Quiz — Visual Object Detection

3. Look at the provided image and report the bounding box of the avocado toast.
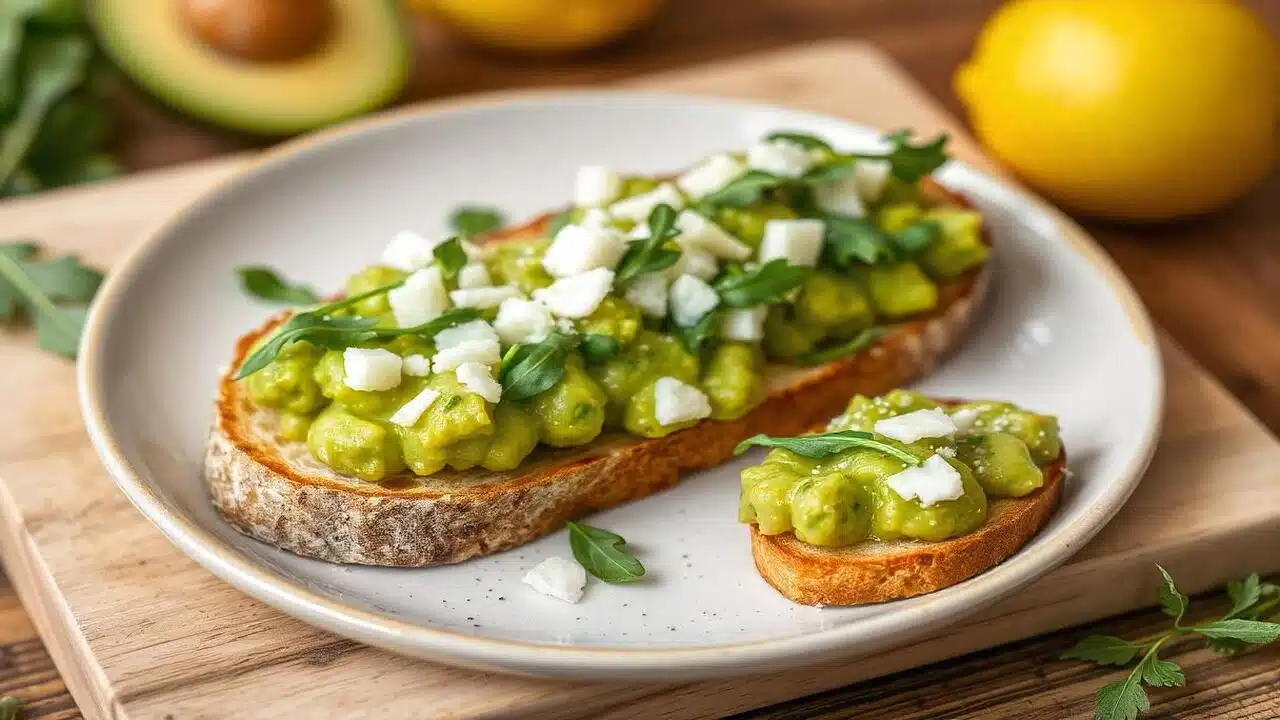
[205,131,993,566]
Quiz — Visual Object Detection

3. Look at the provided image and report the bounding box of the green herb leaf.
[699,169,788,208]
[672,309,718,355]
[795,327,884,367]
[0,33,91,189]
[614,203,681,286]
[498,331,576,401]
[1225,574,1262,619]
[860,130,950,183]
[566,520,645,583]
[734,429,922,466]
[236,266,319,305]
[432,237,468,280]
[801,157,856,185]
[1137,654,1185,688]
[449,205,504,237]
[764,130,833,153]
[1060,635,1148,667]
[891,220,942,255]
[580,333,620,364]
[33,301,86,357]
[822,215,895,267]
[714,258,808,308]
[0,240,102,357]
[545,210,573,238]
[0,695,23,720]
[1157,565,1188,624]
[1094,674,1149,720]
[1192,619,1280,645]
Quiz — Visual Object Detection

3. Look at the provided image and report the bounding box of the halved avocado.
[89,0,411,135]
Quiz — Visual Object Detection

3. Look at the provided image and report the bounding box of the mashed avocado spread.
[238,130,990,482]
[738,390,1061,546]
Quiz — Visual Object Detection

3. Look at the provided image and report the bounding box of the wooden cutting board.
[2,41,1279,720]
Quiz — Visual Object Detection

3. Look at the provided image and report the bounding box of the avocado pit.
[182,0,333,63]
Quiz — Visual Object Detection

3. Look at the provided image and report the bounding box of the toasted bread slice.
[749,451,1066,606]
[204,180,991,567]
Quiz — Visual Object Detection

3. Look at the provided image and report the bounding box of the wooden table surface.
[2,1,1278,717]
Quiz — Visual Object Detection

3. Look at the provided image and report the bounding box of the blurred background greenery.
[1,0,1275,221]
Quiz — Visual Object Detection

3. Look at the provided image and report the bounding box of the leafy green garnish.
[498,331,576,401]
[1063,567,1280,720]
[545,209,573,238]
[614,203,681,286]
[672,309,719,355]
[0,239,103,357]
[764,130,834,153]
[714,258,808,308]
[699,169,787,208]
[795,328,883,366]
[580,333,620,364]
[822,215,893,266]
[566,520,645,583]
[236,266,319,305]
[0,695,22,720]
[432,237,468,280]
[854,130,950,183]
[734,429,922,466]
[448,205,504,237]
[890,220,942,254]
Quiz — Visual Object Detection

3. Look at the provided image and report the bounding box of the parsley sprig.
[0,239,103,357]
[1063,566,1280,720]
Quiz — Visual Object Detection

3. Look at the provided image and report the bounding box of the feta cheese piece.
[653,376,712,427]
[432,320,502,372]
[759,219,826,268]
[665,247,719,282]
[388,387,440,427]
[675,210,751,261]
[457,262,492,290]
[531,267,614,319]
[450,284,523,309]
[455,361,502,403]
[435,319,500,349]
[624,273,668,318]
[342,348,402,392]
[523,556,587,604]
[403,354,432,377]
[669,274,719,327]
[574,165,622,208]
[388,266,449,328]
[607,182,685,222]
[720,306,768,342]
[874,408,959,443]
[380,230,439,271]
[556,317,576,334]
[747,139,814,178]
[580,207,613,228]
[676,153,747,199]
[885,454,965,507]
[950,407,980,432]
[541,222,628,278]
[493,298,556,345]
[813,176,867,218]
[854,159,893,203]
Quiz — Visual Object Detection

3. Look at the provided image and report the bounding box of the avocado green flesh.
[244,157,990,482]
[739,390,1060,547]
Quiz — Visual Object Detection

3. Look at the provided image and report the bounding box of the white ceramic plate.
[79,92,1162,680]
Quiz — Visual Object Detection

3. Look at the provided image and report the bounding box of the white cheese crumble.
[759,219,826,268]
[431,319,501,373]
[388,387,440,427]
[676,153,747,199]
[608,182,685,222]
[624,273,668,318]
[541,222,628,277]
[669,274,719,327]
[523,556,587,604]
[653,376,712,427]
[885,454,965,507]
[874,408,960,443]
[746,139,814,178]
[950,407,980,432]
[455,361,502,403]
[460,238,494,262]
[574,165,622,208]
[342,348,402,391]
[854,159,893,203]
[449,285,523,309]
[532,267,615,318]
[457,262,492,289]
[403,354,432,377]
[388,266,449,328]
[380,230,441,271]
[493,297,556,345]
[675,210,751,261]
[720,306,768,342]
[813,176,867,218]
[664,246,719,282]
[434,319,500,349]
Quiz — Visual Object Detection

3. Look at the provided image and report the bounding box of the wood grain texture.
[0,31,1276,720]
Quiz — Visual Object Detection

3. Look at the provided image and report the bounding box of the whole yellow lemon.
[956,0,1277,220]
[416,0,664,54]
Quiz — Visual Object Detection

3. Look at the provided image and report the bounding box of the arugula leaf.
[432,237,468,280]
[566,520,645,583]
[672,309,718,355]
[33,301,86,356]
[734,429,922,466]
[0,695,22,720]
[1157,565,1188,624]
[498,331,576,401]
[1061,635,1147,667]
[0,33,91,188]
[822,215,894,266]
[795,327,883,366]
[614,203,681,286]
[0,240,102,357]
[236,266,319,305]
[801,157,855,185]
[714,259,808,308]
[699,170,788,208]
[857,130,950,183]
[764,130,833,153]
[448,205,504,237]
[580,333,619,364]
[890,220,942,255]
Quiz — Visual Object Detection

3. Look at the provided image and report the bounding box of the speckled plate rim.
[78,89,1163,680]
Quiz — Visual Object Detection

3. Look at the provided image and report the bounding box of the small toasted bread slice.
[205,180,990,567]
[749,451,1066,606]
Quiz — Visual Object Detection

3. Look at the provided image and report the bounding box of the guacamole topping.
[238,130,991,482]
[738,390,1061,546]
